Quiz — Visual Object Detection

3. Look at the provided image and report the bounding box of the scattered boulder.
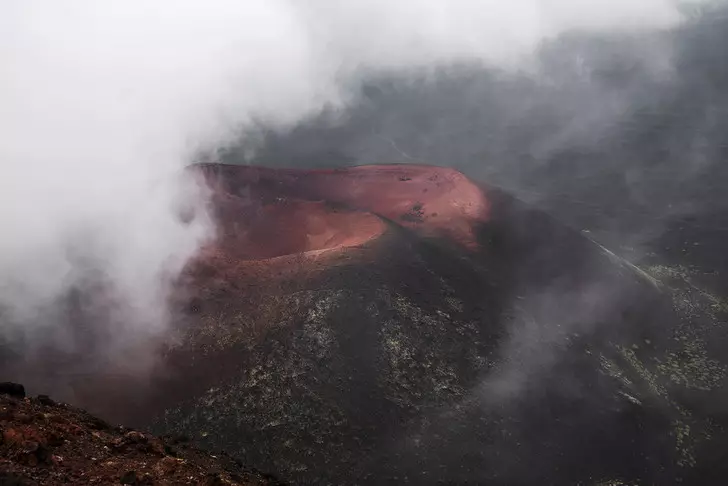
[0,383,25,399]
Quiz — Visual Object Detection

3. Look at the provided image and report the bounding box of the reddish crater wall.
[193,163,491,258]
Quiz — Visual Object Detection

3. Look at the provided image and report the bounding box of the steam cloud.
[1,2,695,366]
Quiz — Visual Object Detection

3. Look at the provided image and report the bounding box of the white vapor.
[0,1,688,353]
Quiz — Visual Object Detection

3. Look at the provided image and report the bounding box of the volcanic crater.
[3,163,728,485]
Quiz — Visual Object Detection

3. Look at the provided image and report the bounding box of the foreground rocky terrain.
[3,163,728,484]
[0,383,282,485]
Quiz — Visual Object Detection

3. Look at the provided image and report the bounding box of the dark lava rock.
[0,472,29,486]
[33,396,53,407]
[119,470,138,485]
[0,384,25,400]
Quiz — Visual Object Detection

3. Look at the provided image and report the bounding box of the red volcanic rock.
[0,387,282,485]
[193,163,490,253]
[176,163,493,320]
[211,197,385,261]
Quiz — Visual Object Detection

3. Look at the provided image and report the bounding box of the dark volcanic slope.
[5,164,728,485]
[0,385,281,486]
[154,164,726,485]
